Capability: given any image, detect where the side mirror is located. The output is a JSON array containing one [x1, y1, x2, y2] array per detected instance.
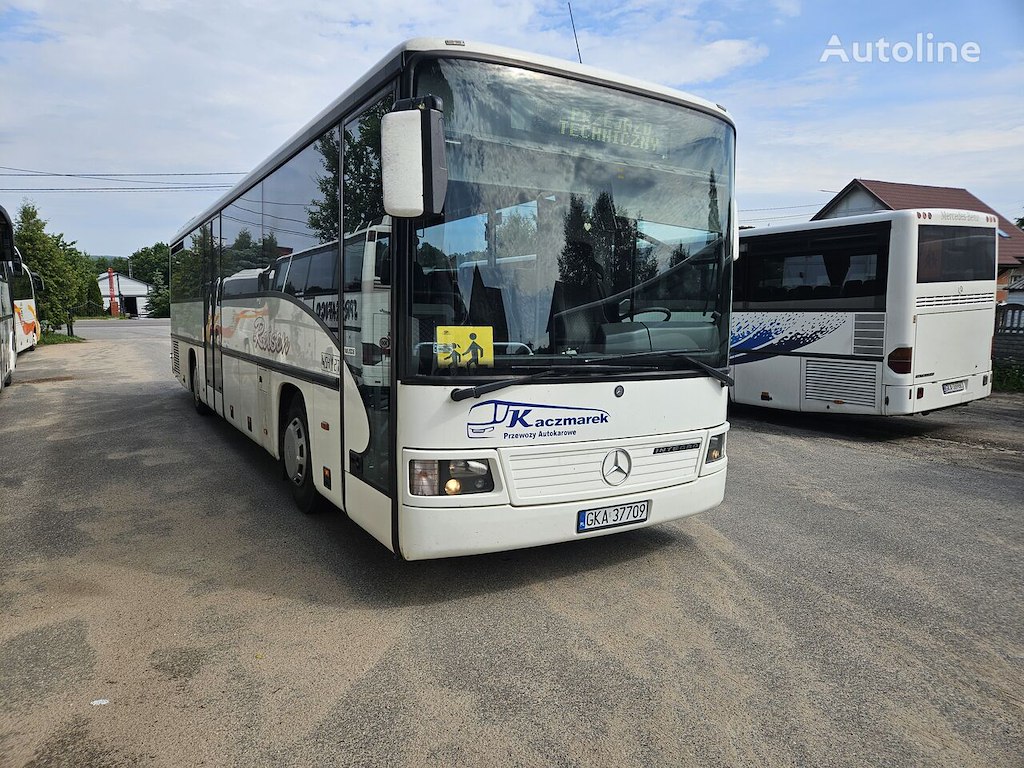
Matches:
[[381, 96, 447, 218]]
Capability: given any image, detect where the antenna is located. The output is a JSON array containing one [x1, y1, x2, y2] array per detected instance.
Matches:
[[567, 2, 582, 64]]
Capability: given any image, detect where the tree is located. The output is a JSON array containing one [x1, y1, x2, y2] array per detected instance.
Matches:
[[558, 194, 595, 287], [127, 242, 170, 287], [342, 97, 390, 235], [146, 274, 170, 317], [1016, 212, 1023, 230], [308, 130, 340, 243], [14, 203, 86, 332], [494, 211, 537, 261], [84, 278, 104, 316]]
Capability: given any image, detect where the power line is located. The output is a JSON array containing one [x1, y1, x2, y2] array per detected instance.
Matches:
[[738, 203, 823, 212], [0, 164, 242, 189], [0, 167, 245, 177], [740, 212, 818, 223], [0, 186, 233, 192]]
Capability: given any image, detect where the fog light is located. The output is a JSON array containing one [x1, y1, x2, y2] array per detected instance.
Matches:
[[411, 460, 440, 496], [705, 433, 726, 463]]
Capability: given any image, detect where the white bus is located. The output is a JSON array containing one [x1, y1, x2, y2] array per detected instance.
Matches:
[[11, 253, 43, 354], [730, 209, 998, 415], [170, 39, 736, 559], [1, 204, 26, 394]]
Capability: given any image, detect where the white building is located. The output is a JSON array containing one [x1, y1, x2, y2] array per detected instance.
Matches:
[[98, 272, 154, 317]]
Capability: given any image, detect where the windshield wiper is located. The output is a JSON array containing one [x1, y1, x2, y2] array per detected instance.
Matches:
[[581, 349, 734, 387], [449, 364, 659, 402]]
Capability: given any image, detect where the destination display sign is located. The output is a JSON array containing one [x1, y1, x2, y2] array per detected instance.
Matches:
[[557, 108, 664, 154]]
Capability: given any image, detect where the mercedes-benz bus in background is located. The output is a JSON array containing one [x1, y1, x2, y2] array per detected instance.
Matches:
[[170, 39, 736, 559], [11, 250, 43, 354], [730, 209, 998, 415]]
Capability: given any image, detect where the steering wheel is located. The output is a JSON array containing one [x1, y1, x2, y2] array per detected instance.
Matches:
[[621, 306, 672, 321]]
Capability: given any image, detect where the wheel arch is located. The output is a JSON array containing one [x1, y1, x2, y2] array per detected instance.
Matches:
[[277, 382, 305, 453]]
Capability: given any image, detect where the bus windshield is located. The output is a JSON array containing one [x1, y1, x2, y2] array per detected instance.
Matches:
[[406, 57, 734, 378]]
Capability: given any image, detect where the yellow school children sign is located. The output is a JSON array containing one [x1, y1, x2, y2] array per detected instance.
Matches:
[[436, 326, 494, 370]]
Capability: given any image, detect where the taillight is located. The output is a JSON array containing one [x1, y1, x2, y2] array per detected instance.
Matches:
[[887, 346, 912, 374]]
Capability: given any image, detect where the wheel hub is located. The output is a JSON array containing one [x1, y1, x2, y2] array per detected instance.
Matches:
[[283, 417, 307, 485]]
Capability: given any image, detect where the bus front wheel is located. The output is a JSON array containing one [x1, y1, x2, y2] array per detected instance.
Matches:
[[282, 398, 319, 514]]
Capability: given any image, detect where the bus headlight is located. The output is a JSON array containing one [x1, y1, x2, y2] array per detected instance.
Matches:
[[705, 433, 726, 464], [410, 459, 495, 496]]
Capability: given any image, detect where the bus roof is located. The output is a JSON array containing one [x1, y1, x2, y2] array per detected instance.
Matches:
[[172, 38, 733, 245], [739, 208, 999, 239]]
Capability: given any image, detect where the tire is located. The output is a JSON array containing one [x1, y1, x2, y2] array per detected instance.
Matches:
[[191, 362, 210, 415], [281, 397, 320, 514]]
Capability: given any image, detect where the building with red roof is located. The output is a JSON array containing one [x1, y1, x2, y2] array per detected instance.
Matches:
[[814, 179, 1022, 301]]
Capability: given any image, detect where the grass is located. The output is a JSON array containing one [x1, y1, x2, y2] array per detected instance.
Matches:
[[993, 361, 1024, 393], [38, 331, 85, 345]]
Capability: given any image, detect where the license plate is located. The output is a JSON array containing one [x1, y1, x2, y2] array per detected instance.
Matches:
[[942, 380, 966, 394], [577, 500, 651, 533]]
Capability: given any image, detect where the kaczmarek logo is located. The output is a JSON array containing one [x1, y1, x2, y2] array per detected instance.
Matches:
[[465, 399, 610, 440], [601, 449, 632, 486]]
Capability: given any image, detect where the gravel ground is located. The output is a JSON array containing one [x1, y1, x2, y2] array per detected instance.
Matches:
[[0, 320, 1020, 767]]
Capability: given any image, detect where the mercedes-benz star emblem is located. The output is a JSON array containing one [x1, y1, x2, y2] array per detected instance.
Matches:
[[601, 449, 632, 486]]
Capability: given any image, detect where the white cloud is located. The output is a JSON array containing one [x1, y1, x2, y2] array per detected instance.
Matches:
[[0, 0, 774, 254], [730, 62, 1024, 223], [770, 0, 801, 18], [1, 0, 1019, 253]]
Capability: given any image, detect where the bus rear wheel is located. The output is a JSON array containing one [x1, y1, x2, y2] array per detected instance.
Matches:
[[282, 398, 320, 514]]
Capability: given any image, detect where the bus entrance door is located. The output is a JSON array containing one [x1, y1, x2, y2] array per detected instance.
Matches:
[[204, 277, 222, 415]]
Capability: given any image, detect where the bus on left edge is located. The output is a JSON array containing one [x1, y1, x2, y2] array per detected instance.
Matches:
[[0, 203, 26, 394]]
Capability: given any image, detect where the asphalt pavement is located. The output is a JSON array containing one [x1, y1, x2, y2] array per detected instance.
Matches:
[[0, 320, 1020, 767]]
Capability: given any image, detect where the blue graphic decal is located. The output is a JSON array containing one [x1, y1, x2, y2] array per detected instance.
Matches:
[[466, 399, 610, 440], [730, 313, 846, 365]]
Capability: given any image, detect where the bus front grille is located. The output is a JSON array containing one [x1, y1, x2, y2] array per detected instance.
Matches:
[[502, 433, 704, 504]]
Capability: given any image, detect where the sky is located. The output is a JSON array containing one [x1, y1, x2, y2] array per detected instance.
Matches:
[[1, 0, 1022, 259]]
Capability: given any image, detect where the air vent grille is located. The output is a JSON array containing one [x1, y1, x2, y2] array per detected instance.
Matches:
[[804, 359, 879, 407], [916, 293, 992, 308], [853, 313, 884, 357]]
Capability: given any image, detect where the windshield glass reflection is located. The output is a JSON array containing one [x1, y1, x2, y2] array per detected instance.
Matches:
[[407, 58, 734, 378]]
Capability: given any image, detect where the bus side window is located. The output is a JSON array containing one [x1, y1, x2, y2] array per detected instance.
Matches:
[[375, 238, 391, 286], [272, 258, 289, 292], [732, 254, 746, 305], [285, 254, 311, 296], [343, 238, 363, 290], [305, 248, 335, 294]]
